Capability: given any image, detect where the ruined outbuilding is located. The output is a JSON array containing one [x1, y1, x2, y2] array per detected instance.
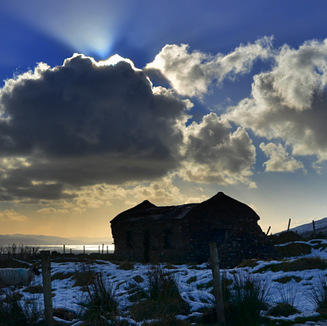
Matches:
[[110, 192, 276, 267]]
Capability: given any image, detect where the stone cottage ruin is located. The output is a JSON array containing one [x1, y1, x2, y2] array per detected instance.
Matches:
[[110, 192, 276, 267]]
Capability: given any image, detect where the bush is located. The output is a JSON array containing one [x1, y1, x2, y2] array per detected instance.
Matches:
[[268, 303, 299, 317], [23, 285, 44, 294], [256, 257, 327, 273], [0, 290, 41, 325], [309, 275, 327, 315], [269, 231, 303, 244], [117, 261, 134, 270], [72, 266, 96, 289], [268, 284, 299, 317], [52, 271, 75, 281], [79, 272, 119, 325], [224, 273, 269, 326], [130, 266, 189, 322], [276, 243, 312, 257], [274, 276, 302, 284]]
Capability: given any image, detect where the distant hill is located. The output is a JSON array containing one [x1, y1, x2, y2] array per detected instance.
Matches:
[[0, 234, 112, 246], [287, 217, 327, 237]]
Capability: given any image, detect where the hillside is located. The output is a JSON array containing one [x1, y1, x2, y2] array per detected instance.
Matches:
[[2, 239, 327, 324], [289, 217, 327, 237]]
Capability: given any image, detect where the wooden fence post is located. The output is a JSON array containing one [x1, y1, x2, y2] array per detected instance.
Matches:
[[40, 250, 53, 326], [312, 220, 316, 238], [209, 242, 226, 326], [266, 226, 271, 236], [287, 218, 292, 232]]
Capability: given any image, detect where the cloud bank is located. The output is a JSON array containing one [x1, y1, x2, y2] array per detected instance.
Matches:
[[2, 37, 327, 205], [0, 52, 256, 203]]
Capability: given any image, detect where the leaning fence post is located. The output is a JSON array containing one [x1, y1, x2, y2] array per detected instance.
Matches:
[[287, 218, 292, 232], [266, 226, 271, 236], [209, 242, 226, 326], [40, 250, 54, 326]]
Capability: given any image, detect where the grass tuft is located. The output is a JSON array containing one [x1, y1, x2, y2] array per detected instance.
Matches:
[[52, 271, 75, 281], [276, 243, 312, 257], [268, 303, 299, 317], [256, 257, 327, 273], [268, 284, 299, 317], [223, 273, 269, 326], [274, 275, 302, 284], [117, 261, 135, 270], [132, 275, 144, 283], [130, 266, 189, 322], [79, 272, 119, 324], [308, 275, 327, 316], [0, 290, 41, 325], [23, 285, 43, 294]]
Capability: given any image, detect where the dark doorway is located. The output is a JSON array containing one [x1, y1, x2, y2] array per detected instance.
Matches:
[[143, 230, 150, 262]]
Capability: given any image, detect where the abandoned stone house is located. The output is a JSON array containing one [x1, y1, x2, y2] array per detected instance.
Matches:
[[110, 192, 276, 267]]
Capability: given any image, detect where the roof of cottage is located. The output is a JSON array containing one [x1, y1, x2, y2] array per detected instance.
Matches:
[[110, 192, 260, 225]]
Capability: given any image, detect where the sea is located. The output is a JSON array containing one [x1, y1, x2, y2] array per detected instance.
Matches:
[[1, 244, 115, 255], [37, 244, 115, 254]]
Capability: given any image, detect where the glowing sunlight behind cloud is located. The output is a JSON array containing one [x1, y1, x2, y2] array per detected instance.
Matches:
[[1, 0, 130, 59]]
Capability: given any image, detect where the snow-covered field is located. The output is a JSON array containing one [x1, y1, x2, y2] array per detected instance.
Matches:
[[2, 239, 327, 325]]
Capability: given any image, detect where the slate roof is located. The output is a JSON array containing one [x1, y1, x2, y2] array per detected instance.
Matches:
[[110, 192, 260, 225]]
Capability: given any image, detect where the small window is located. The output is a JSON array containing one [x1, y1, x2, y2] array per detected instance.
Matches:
[[164, 230, 172, 249], [126, 231, 133, 248]]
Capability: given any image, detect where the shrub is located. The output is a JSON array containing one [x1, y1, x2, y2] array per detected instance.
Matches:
[[268, 284, 299, 317], [186, 276, 197, 284], [79, 272, 119, 324], [128, 283, 148, 302], [274, 276, 302, 284], [276, 243, 312, 257], [23, 285, 44, 294], [256, 257, 327, 273], [224, 273, 269, 326], [269, 231, 303, 244], [130, 266, 189, 322], [237, 259, 259, 268], [72, 267, 96, 288], [309, 275, 327, 315], [118, 261, 135, 270], [132, 275, 144, 283], [52, 271, 75, 281], [268, 303, 299, 317], [0, 290, 41, 325]]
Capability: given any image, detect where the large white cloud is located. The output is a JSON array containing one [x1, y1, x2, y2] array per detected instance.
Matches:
[[225, 39, 327, 165], [0, 54, 187, 201], [145, 37, 273, 97]]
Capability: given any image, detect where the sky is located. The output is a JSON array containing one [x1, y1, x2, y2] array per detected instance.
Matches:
[[1, 0, 327, 240]]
